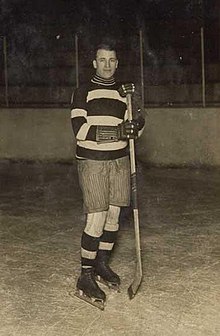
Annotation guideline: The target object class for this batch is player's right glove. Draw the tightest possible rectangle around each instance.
[118,83,135,97]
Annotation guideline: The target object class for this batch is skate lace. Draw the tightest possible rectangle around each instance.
[86,269,99,285]
[87,270,95,280]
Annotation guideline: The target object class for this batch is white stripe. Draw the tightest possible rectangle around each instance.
[77,140,127,151]
[82,266,92,269]
[99,242,114,251]
[87,115,122,126]
[81,248,97,260]
[71,108,87,119]
[87,89,126,104]
[77,124,90,140]
[91,79,115,86]
[91,82,115,86]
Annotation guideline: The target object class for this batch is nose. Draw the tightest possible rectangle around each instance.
[105,60,111,68]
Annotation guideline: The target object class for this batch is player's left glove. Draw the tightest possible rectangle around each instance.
[118,115,145,140]
[118,83,135,97]
[117,120,139,140]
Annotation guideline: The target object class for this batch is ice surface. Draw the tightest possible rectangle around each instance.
[0,161,219,336]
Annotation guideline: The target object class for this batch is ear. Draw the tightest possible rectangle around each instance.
[116,60,118,68]
[93,60,97,69]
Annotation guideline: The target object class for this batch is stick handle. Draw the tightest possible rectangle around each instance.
[126,94,138,208]
[126,93,136,173]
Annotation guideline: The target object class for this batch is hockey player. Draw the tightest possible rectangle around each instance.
[70,41,145,309]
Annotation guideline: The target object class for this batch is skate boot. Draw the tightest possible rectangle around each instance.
[95,250,120,291]
[75,268,106,310]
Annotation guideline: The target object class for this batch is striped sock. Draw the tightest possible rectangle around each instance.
[81,232,100,269]
[98,229,118,252]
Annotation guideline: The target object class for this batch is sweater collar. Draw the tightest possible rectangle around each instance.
[91,74,116,86]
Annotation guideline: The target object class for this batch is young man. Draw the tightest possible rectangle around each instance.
[71,42,145,309]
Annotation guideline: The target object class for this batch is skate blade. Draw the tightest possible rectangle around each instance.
[74,290,105,311]
[96,275,120,292]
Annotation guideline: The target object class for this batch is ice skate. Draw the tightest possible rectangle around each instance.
[95,251,121,291]
[75,268,106,310]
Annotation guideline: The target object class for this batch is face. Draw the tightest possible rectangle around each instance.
[93,49,118,79]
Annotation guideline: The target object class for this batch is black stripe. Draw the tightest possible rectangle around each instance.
[76,146,129,160]
[81,258,96,267]
[86,125,96,141]
[71,116,87,137]
[100,230,118,243]
[81,232,100,252]
[87,99,125,119]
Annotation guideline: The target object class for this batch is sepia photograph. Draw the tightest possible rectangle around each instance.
[0,0,219,335]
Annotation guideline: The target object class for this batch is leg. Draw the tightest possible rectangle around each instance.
[96,205,121,289]
[95,156,131,289]
[76,211,107,308]
[76,159,110,308]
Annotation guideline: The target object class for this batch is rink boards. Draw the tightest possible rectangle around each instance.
[0,107,220,167]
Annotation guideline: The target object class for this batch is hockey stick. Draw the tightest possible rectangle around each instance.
[126,93,143,299]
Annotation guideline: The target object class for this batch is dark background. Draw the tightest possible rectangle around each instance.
[0,0,219,106]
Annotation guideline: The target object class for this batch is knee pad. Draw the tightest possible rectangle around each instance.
[104,205,120,231]
[84,211,107,238]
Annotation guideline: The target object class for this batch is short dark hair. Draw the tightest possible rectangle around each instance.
[93,40,117,59]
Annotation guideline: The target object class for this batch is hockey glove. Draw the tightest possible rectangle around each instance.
[117,120,139,140]
[96,120,140,143]
[118,83,135,97]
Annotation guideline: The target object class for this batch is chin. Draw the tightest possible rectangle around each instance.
[99,71,113,79]
[103,74,113,79]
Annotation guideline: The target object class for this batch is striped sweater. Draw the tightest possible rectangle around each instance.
[70,75,129,160]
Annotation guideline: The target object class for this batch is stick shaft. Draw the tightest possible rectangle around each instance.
[129,144,142,278]
[126,94,143,296]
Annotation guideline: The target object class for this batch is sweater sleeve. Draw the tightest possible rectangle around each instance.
[70,87,97,141]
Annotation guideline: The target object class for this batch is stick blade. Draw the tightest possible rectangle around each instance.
[127,284,136,299]
[127,271,142,300]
